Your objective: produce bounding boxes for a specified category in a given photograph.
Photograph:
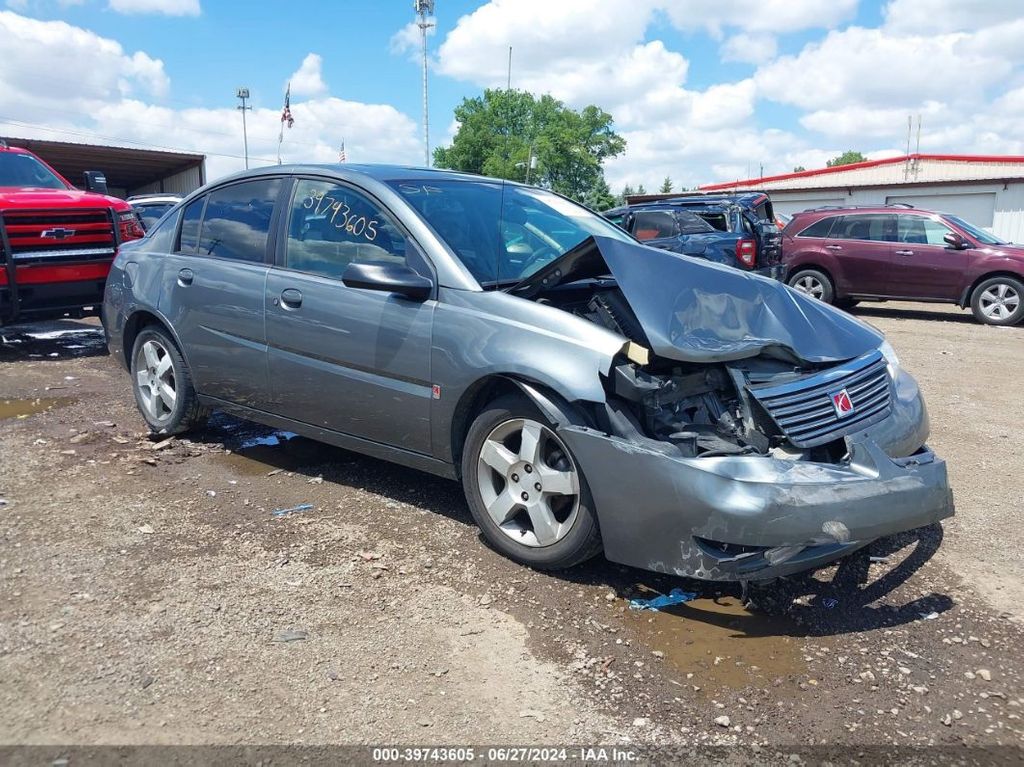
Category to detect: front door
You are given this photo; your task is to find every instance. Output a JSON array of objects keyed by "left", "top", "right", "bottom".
[
  {"left": 888, "top": 214, "right": 968, "bottom": 300},
  {"left": 825, "top": 213, "right": 896, "bottom": 296},
  {"left": 158, "top": 178, "right": 282, "bottom": 409},
  {"left": 264, "top": 177, "right": 435, "bottom": 454}
]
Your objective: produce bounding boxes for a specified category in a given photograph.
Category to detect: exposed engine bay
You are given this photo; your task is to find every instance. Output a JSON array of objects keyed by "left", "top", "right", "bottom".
[{"left": 538, "top": 281, "right": 852, "bottom": 462}]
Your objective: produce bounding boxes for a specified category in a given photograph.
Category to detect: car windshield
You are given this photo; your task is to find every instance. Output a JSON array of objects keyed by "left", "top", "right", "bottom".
[
  {"left": 0, "top": 152, "right": 69, "bottom": 190},
  {"left": 947, "top": 215, "right": 1007, "bottom": 246},
  {"left": 389, "top": 179, "right": 634, "bottom": 285}
]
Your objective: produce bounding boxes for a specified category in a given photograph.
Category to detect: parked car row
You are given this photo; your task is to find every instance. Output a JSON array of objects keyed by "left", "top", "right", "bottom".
[{"left": 605, "top": 191, "right": 1024, "bottom": 327}]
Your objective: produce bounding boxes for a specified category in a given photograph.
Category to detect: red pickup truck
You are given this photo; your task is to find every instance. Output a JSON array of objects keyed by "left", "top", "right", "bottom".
[{"left": 1, "top": 140, "right": 145, "bottom": 326}]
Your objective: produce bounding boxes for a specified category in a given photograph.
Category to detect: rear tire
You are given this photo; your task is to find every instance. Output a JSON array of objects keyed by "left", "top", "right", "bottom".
[
  {"left": 461, "top": 394, "right": 602, "bottom": 570},
  {"left": 970, "top": 276, "right": 1024, "bottom": 326},
  {"left": 130, "top": 326, "right": 208, "bottom": 436},
  {"left": 788, "top": 268, "right": 835, "bottom": 304}
]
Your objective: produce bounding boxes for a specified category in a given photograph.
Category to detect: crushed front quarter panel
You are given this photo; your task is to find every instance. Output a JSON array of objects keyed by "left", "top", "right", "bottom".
[{"left": 560, "top": 425, "right": 954, "bottom": 581}]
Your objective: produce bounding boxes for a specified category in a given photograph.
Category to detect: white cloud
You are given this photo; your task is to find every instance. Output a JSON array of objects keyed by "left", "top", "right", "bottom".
[
  {"left": 107, "top": 0, "right": 200, "bottom": 15},
  {"left": 390, "top": 17, "right": 435, "bottom": 62},
  {"left": 755, "top": 27, "right": 1010, "bottom": 112},
  {"left": 720, "top": 33, "right": 777, "bottom": 65},
  {"left": 0, "top": 11, "right": 421, "bottom": 183},
  {"left": 288, "top": 53, "right": 327, "bottom": 98},
  {"left": 661, "top": 0, "right": 857, "bottom": 36},
  {"left": 883, "top": 0, "right": 1020, "bottom": 34}
]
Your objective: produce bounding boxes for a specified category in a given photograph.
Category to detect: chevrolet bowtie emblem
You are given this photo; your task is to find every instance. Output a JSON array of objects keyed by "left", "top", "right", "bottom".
[{"left": 40, "top": 227, "right": 76, "bottom": 240}]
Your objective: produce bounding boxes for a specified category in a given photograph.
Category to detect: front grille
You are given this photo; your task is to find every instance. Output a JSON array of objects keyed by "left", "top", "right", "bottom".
[
  {"left": 747, "top": 351, "right": 892, "bottom": 448},
  {"left": 1, "top": 208, "right": 116, "bottom": 264}
]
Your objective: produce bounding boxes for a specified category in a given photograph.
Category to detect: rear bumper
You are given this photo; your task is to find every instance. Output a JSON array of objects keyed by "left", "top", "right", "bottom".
[{"left": 559, "top": 429, "right": 953, "bottom": 581}]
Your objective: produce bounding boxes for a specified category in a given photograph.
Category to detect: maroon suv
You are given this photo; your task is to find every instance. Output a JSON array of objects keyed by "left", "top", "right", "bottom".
[{"left": 782, "top": 204, "right": 1024, "bottom": 326}]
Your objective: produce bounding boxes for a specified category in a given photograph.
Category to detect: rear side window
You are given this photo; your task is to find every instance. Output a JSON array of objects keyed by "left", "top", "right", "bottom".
[
  {"left": 829, "top": 214, "right": 896, "bottom": 242},
  {"left": 198, "top": 178, "right": 281, "bottom": 262},
  {"left": 796, "top": 216, "right": 838, "bottom": 238},
  {"left": 632, "top": 210, "right": 677, "bottom": 241},
  {"left": 177, "top": 197, "right": 204, "bottom": 254}
]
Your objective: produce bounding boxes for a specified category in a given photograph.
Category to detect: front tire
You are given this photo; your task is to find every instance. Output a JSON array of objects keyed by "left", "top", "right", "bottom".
[
  {"left": 130, "top": 326, "right": 208, "bottom": 435},
  {"left": 970, "top": 276, "right": 1024, "bottom": 326},
  {"left": 461, "top": 395, "right": 602, "bottom": 570},
  {"left": 788, "top": 268, "right": 835, "bottom": 304}
]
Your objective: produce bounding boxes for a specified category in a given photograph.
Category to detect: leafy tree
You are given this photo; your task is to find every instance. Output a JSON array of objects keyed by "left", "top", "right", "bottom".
[
  {"left": 659, "top": 176, "right": 674, "bottom": 193},
  {"left": 826, "top": 151, "right": 867, "bottom": 167},
  {"left": 433, "top": 89, "right": 626, "bottom": 202},
  {"left": 792, "top": 165, "right": 806, "bottom": 172},
  {"left": 636, "top": 184, "right": 647, "bottom": 195},
  {"left": 584, "top": 177, "right": 617, "bottom": 211}
]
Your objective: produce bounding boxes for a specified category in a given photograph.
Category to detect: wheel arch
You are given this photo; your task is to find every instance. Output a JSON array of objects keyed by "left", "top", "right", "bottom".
[
  {"left": 449, "top": 374, "right": 594, "bottom": 479},
  {"left": 959, "top": 270, "right": 1024, "bottom": 308},
  {"left": 122, "top": 307, "right": 191, "bottom": 372}
]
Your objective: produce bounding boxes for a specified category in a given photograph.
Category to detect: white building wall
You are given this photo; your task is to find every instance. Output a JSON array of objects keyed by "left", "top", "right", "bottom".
[{"left": 770, "top": 181, "right": 1024, "bottom": 242}]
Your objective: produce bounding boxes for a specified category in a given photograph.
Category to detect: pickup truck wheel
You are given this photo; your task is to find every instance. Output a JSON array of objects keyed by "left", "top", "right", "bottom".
[
  {"left": 788, "top": 269, "right": 834, "bottom": 303},
  {"left": 462, "top": 395, "right": 602, "bottom": 570},
  {"left": 130, "top": 327, "right": 208, "bottom": 436},
  {"left": 970, "top": 276, "right": 1024, "bottom": 326}
]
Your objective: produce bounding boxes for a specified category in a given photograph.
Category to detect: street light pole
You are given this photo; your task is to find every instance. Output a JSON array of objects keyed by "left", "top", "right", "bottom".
[
  {"left": 236, "top": 87, "right": 252, "bottom": 170},
  {"left": 414, "top": 0, "right": 435, "bottom": 167}
]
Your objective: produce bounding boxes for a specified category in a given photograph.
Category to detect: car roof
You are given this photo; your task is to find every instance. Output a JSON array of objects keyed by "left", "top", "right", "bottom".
[
  {"left": 790, "top": 204, "right": 943, "bottom": 220},
  {"left": 212, "top": 163, "right": 493, "bottom": 187},
  {"left": 666, "top": 192, "right": 769, "bottom": 207}
]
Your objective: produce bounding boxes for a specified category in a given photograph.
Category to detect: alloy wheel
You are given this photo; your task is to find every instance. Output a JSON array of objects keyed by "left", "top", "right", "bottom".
[
  {"left": 476, "top": 418, "right": 580, "bottom": 547},
  {"left": 793, "top": 275, "right": 825, "bottom": 299},
  {"left": 978, "top": 282, "right": 1020, "bottom": 322},
  {"left": 134, "top": 339, "right": 177, "bottom": 423}
]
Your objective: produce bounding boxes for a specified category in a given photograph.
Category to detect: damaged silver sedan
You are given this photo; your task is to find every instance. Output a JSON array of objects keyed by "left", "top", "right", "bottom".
[{"left": 102, "top": 165, "right": 954, "bottom": 580}]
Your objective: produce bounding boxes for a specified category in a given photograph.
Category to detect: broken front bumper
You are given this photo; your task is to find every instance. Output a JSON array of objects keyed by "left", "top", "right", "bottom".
[{"left": 559, "top": 427, "right": 954, "bottom": 581}]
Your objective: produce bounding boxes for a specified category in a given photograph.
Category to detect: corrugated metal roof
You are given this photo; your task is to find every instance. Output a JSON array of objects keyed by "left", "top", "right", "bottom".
[{"left": 701, "top": 154, "right": 1024, "bottom": 192}]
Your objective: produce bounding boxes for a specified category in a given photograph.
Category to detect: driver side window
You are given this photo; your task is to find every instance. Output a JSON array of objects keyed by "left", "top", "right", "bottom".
[{"left": 285, "top": 179, "right": 407, "bottom": 279}]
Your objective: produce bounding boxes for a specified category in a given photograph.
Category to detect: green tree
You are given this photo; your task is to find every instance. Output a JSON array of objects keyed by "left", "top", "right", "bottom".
[
  {"left": 433, "top": 89, "right": 626, "bottom": 202},
  {"left": 826, "top": 151, "right": 867, "bottom": 167},
  {"left": 619, "top": 184, "right": 635, "bottom": 205},
  {"left": 636, "top": 184, "right": 647, "bottom": 195},
  {"left": 584, "top": 177, "right": 617, "bottom": 211},
  {"left": 659, "top": 176, "right": 674, "bottom": 193},
  {"left": 792, "top": 165, "right": 806, "bottom": 172}
]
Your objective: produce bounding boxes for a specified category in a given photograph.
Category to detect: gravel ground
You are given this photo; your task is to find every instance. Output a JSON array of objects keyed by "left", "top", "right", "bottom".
[{"left": 0, "top": 303, "right": 1022, "bottom": 753}]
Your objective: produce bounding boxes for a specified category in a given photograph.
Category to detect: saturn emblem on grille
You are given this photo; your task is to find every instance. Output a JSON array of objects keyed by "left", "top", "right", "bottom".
[
  {"left": 40, "top": 227, "right": 77, "bottom": 240},
  {"left": 831, "top": 388, "right": 855, "bottom": 418}
]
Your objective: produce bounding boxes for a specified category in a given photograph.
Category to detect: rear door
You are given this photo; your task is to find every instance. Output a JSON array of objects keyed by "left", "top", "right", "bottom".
[
  {"left": 158, "top": 177, "right": 283, "bottom": 408},
  {"left": 825, "top": 213, "right": 896, "bottom": 296},
  {"left": 888, "top": 214, "right": 968, "bottom": 299},
  {"left": 263, "top": 176, "right": 435, "bottom": 454}
]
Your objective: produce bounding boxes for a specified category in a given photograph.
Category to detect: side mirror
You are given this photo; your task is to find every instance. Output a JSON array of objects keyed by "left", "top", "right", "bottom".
[
  {"left": 83, "top": 171, "right": 108, "bottom": 195},
  {"left": 342, "top": 261, "right": 433, "bottom": 301},
  {"left": 943, "top": 232, "right": 968, "bottom": 249}
]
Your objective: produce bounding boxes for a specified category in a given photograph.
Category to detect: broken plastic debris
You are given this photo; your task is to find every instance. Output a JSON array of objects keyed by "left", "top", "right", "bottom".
[
  {"left": 272, "top": 503, "right": 314, "bottom": 517},
  {"left": 919, "top": 611, "right": 940, "bottom": 621},
  {"left": 821, "top": 597, "right": 839, "bottom": 609},
  {"left": 628, "top": 588, "right": 697, "bottom": 611}
]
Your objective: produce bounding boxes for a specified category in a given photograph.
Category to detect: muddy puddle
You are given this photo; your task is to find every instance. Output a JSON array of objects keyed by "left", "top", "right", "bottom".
[
  {"left": 0, "top": 396, "right": 75, "bottom": 421},
  {"left": 627, "top": 594, "right": 807, "bottom": 690}
]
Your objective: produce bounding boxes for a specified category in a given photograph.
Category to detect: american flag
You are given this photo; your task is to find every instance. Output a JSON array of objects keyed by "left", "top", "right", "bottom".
[
  {"left": 339, "top": 141, "right": 346, "bottom": 162},
  {"left": 281, "top": 83, "right": 294, "bottom": 128}
]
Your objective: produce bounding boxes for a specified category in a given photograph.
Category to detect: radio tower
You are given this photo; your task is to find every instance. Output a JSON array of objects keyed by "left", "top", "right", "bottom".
[{"left": 414, "top": 0, "right": 435, "bottom": 167}]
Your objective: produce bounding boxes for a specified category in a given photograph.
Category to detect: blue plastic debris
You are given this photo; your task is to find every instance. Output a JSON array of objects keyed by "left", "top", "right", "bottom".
[
  {"left": 822, "top": 597, "right": 839, "bottom": 609},
  {"left": 628, "top": 588, "right": 697, "bottom": 611},
  {"left": 272, "top": 503, "right": 314, "bottom": 518}
]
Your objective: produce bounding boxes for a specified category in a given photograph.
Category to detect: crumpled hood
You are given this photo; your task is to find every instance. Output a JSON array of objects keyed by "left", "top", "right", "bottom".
[
  {"left": 510, "top": 235, "right": 882, "bottom": 365},
  {"left": 593, "top": 235, "right": 882, "bottom": 364}
]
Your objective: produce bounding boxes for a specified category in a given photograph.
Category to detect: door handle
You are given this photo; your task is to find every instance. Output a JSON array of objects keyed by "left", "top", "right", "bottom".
[
  {"left": 177, "top": 268, "right": 194, "bottom": 286},
  {"left": 895, "top": 249, "right": 914, "bottom": 256},
  {"left": 280, "top": 288, "right": 303, "bottom": 309},
  {"left": 825, "top": 244, "right": 842, "bottom": 250}
]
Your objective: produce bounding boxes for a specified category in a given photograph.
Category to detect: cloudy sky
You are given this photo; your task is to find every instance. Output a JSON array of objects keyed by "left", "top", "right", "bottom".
[{"left": 2, "top": 0, "right": 1023, "bottom": 191}]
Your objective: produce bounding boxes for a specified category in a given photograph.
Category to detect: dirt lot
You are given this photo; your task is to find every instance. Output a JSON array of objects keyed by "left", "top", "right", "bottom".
[{"left": 1, "top": 302, "right": 1023, "bottom": 753}]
